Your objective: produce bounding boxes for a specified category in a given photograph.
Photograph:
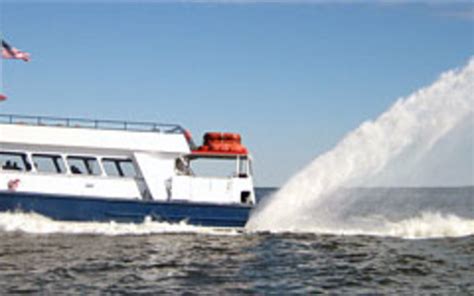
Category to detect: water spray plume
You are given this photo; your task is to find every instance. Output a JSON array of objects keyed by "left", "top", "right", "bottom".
[{"left": 247, "top": 58, "right": 474, "bottom": 234}]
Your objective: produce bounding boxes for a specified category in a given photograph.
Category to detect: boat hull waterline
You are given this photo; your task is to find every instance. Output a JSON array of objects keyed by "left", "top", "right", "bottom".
[{"left": 0, "top": 191, "right": 251, "bottom": 227}]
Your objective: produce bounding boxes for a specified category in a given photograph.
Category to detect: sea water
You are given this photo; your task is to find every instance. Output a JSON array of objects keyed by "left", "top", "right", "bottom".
[{"left": 0, "top": 188, "right": 472, "bottom": 294}]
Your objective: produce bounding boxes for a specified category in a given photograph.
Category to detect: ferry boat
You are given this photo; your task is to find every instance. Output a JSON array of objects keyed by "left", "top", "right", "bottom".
[{"left": 0, "top": 114, "right": 255, "bottom": 227}]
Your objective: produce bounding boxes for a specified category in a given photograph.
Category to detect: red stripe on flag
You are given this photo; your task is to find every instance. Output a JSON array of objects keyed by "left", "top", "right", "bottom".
[{"left": 1, "top": 48, "right": 30, "bottom": 62}]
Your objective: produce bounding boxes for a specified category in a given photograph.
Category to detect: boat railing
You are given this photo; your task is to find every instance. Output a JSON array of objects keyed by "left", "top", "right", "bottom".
[{"left": 0, "top": 114, "right": 185, "bottom": 134}]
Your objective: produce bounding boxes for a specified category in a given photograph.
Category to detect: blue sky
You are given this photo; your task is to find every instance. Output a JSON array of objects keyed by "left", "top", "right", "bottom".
[{"left": 1, "top": 1, "right": 473, "bottom": 186}]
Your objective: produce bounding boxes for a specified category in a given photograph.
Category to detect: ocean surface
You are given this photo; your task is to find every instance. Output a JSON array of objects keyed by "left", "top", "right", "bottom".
[{"left": 0, "top": 187, "right": 473, "bottom": 294}]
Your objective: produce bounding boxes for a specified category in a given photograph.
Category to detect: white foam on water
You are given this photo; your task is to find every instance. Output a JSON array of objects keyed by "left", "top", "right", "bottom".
[
  {"left": 247, "top": 212, "right": 474, "bottom": 239},
  {"left": 247, "top": 58, "right": 474, "bottom": 237},
  {"left": 381, "top": 212, "right": 474, "bottom": 239},
  {"left": 0, "top": 212, "right": 241, "bottom": 236}
]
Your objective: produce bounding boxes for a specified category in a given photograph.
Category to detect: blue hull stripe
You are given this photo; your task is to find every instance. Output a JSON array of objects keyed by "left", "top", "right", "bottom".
[{"left": 0, "top": 191, "right": 252, "bottom": 227}]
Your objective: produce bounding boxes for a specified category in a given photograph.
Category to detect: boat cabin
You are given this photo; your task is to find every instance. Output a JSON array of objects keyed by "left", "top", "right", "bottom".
[{"left": 0, "top": 114, "right": 255, "bottom": 206}]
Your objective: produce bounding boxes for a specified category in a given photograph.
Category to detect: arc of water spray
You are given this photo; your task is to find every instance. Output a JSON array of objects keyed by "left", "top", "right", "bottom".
[{"left": 247, "top": 58, "right": 474, "bottom": 233}]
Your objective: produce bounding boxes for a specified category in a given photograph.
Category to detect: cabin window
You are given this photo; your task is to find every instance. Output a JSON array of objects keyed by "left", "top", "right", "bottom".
[
  {"left": 0, "top": 152, "right": 31, "bottom": 172},
  {"left": 120, "top": 160, "right": 137, "bottom": 178},
  {"left": 102, "top": 159, "right": 120, "bottom": 177},
  {"left": 32, "top": 154, "right": 66, "bottom": 174},
  {"left": 102, "top": 158, "right": 137, "bottom": 178},
  {"left": 188, "top": 156, "right": 251, "bottom": 178},
  {"left": 189, "top": 158, "right": 238, "bottom": 178},
  {"left": 67, "top": 156, "right": 101, "bottom": 176}
]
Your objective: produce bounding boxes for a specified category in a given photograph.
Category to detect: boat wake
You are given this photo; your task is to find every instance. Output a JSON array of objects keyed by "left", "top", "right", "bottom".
[
  {"left": 247, "top": 57, "right": 474, "bottom": 239},
  {"left": 1, "top": 209, "right": 472, "bottom": 239},
  {"left": 248, "top": 211, "right": 474, "bottom": 239},
  {"left": 0, "top": 212, "right": 241, "bottom": 236}
]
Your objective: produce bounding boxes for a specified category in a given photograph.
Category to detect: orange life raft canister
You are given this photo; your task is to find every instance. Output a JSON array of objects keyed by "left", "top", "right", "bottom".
[{"left": 195, "top": 132, "right": 248, "bottom": 154}]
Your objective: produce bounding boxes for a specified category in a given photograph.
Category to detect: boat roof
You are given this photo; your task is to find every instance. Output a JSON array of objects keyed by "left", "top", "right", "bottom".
[
  {"left": 0, "top": 114, "right": 184, "bottom": 134},
  {"left": 0, "top": 114, "right": 191, "bottom": 154}
]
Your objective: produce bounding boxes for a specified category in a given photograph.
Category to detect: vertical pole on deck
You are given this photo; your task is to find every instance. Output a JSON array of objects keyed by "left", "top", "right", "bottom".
[{"left": 235, "top": 156, "right": 240, "bottom": 176}]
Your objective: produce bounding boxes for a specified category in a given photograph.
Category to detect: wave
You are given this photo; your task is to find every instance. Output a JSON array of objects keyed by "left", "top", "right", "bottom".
[
  {"left": 249, "top": 211, "right": 474, "bottom": 239},
  {"left": 0, "top": 211, "right": 471, "bottom": 239},
  {"left": 0, "top": 212, "right": 240, "bottom": 236},
  {"left": 381, "top": 212, "right": 474, "bottom": 239}
]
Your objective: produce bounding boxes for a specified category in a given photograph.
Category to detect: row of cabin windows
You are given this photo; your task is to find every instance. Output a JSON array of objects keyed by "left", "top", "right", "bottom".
[{"left": 0, "top": 152, "right": 137, "bottom": 178}]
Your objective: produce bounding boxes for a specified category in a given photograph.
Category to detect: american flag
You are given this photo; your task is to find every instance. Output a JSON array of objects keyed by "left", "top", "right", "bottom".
[
  {"left": 1, "top": 39, "right": 31, "bottom": 101},
  {"left": 2, "top": 40, "right": 31, "bottom": 62}
]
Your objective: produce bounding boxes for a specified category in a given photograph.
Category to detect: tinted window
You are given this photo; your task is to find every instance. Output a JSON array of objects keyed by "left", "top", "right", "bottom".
[
  {"left": 119, "top": 160, "right": 137, "bottom": 178},
  {"left": 67, "top": 156, "right": 101, "bottom": 176},
  {"left": 102, "top": 158, "right": 137, "bottom": 178},
  {"left": 0, "top": 152, "right": 31, "bottom": 172},
  {"left": 33, "top": 154, "right": 66, "bottom": 174},
  {"left": 102, "top": 159, "right": 120, "bottom": 177}
]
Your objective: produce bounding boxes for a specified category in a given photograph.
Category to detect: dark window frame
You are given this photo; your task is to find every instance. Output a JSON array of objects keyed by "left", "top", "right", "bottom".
[
  {"left": 32, "top": 153, "right": 66, "bottom": 174},
  {"left": 0, "top": 151, "right": 32, "bottom": 172},
  {"left": 67, "top": 156, "right": 102, "bottom": 176},
  {"left": 102, "top": 158, "right": 137, "bottom": 178}
]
